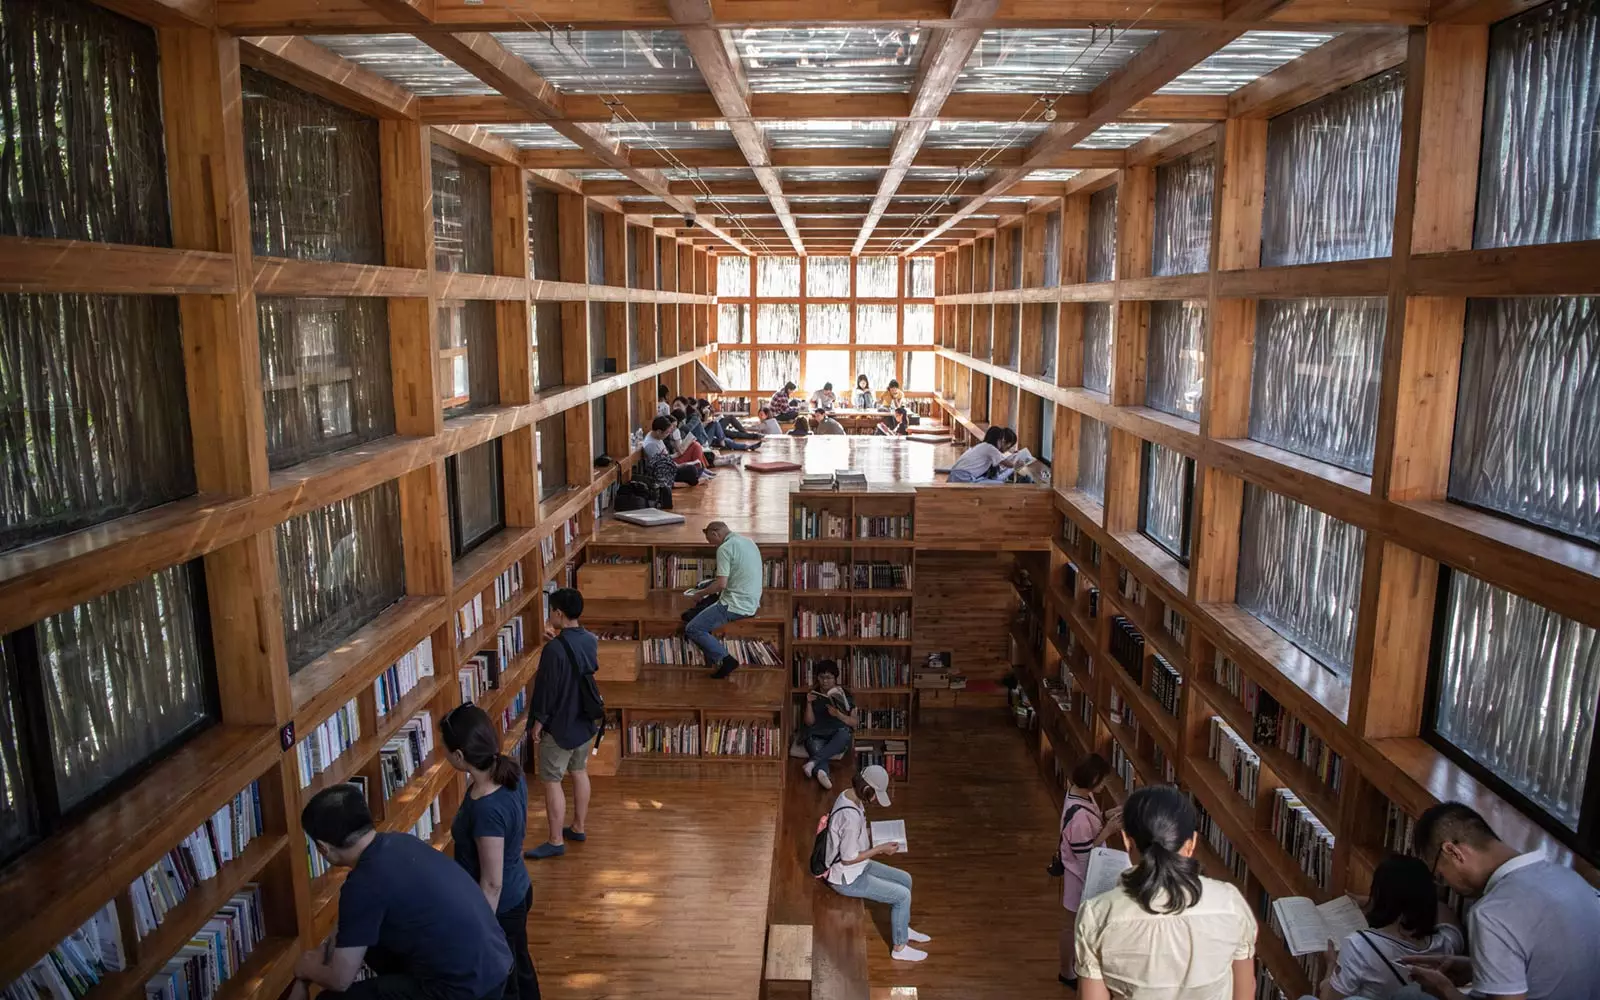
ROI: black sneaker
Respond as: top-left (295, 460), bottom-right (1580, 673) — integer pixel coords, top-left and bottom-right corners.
top-left (1059, 975), bottom-right (1077, 989)
top-left (711, 655), bottom-right (740, 679)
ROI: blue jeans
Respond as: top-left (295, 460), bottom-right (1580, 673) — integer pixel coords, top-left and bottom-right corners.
top-left (703, 419), bottom-right (754, 451)
top-left (831, 860), bottom-right (913, 948)
top-left (685, 601), bottom-right (750, 664)
top-left (805, 727), bottom-right (853, 776)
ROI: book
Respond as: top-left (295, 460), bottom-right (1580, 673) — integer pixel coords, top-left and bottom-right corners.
top-left (1081, 846), bottom-right (1131, 903)
top-left (870, 820), bottom-right (908, 853)
top-left (1270, 895), bottom-right (1368, 956)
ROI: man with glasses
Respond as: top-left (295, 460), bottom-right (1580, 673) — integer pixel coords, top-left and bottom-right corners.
top-left (1401, 802), bottom-right (1600, 1000)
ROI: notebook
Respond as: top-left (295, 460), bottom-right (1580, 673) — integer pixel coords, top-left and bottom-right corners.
top-left (870, 820), bottom-right (908, 853)
top-left (613, 508), bottom-right (687, 527)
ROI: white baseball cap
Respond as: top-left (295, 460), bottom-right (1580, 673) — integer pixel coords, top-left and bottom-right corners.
top-left (859, 764), bottom-right (892, 807)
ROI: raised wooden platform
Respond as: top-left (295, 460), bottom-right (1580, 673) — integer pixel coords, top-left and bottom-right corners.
top-left (601, 669), bottom-right (788, 711)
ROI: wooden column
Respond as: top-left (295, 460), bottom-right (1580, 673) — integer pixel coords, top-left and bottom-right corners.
top-left (1057, 194), bottom-right (1090, 386)
top-left (1112, 165), bottom-right (1154, 408)
top-left (955, 244), bottom-right (972, 355)
top-left (602, 210), bottom-right (628, 373)
top-left (973, 237), bottom-right (994, 361)
top-left (557, 193), bottom-right (592, 387)
top-left (994, 225), bottom-right (1019, 369)
top-left (632, 223), bottom-right (660, 428)
top-left (659, 235), bottom-right (679, 361)
top-left (1019, 209), bottom-right (1048, 376)
top-left (491, 165), bottom-right (538, 527)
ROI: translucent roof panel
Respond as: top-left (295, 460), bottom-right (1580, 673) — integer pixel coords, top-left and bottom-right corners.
top-left (734, 28), bottom-right (924, 92)
top-left (955, 28), bottom-right (1160, 93)
top-left (778, 167), bottom-right (885, 182)
top-left (1025, 169), bottom-right (1081, 182)
top-left (904, 167), bottom-right (991, 182)
top-left (666, 167), bottom-right (758, 182)
top-left (787, 195), bottom-right (873, 203)
top-left (1075, 122), bottom-right (1171, 149)
top-left (922, 120), bottom-right (1049, 149)
top-left (492, 30), bottom-right (705, 93)
top-left (1159, 32), bottom-right (1335, 94)
top-left (765, 120), bottom-right (898, 149)
top-left (307, 35), bottom-right (494, 95)
top-left (568, 169), bottom-right (630, 180)
top-left (604, 121), bottom-right (738, 149)
top-left (481, 124), bottom-right (581, 149)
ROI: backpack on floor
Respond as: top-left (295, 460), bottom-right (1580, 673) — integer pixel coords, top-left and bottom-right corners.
top-left (808, 801), bottom-right (863, 878)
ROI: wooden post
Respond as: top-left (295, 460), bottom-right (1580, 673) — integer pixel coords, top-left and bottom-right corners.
top-left (603, 210), bottom-right (628, 373)
top-left (491, 165), bottom-right (538, 527)
top-left (1020, 209), bottom-right (1047, 377)
top-left (557, 194), bottom-right (592, 387)
top-left (1112, 166), bottom-right (1154, 407)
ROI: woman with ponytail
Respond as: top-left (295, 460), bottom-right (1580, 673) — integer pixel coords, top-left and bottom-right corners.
top-left (441, 704), bottom-right (540, 1000)
top-left (1075, 785), bottom-right (1256, 1000)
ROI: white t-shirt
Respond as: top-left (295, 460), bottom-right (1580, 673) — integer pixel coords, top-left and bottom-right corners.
top-left (812, 389), bottom-right (836, 409)
top-left (948, 442), bottom-right (1008, 480)
top-left (756, 417), bottom-right (783, 435)
top-left (1329, 925), bottom-right (1465, 1000)
top-left (656, 401), bottom-right (670, 418)
top-left (824, 793), bottom-right (870, 886)
top-left (641, 435), bottom-right (669, 459)
top-left (1075, 876), bottom-right (1256, 1000)
top-left (1468, 853), bottom-right (1600, 1000)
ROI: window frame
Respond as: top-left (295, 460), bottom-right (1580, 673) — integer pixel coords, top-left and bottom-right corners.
top-left (446, 439), bottom-right (507, 561)
top-left (1421, 563), bottom-right (1600, 863)
top-left (1137, 441), bottom-right (1195, 565)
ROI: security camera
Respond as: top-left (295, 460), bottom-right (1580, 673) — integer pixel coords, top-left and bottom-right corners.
top-left (683, 214), bottom-right (695, 227)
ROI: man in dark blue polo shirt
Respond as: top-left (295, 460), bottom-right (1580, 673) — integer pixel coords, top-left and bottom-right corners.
top-left (524, 587), bottom-right (600, 861)
top-left (291, 784), bottom-right (511, 1000)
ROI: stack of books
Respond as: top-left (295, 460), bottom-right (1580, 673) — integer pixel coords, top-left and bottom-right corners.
top-left (704, 719), bottom-right (779, 756)
top-left (854, 739), bottom-right (908, 779)
top-left (142, 886), bottom-right (265, 1000)
top-left (380, 712), bottom-right (435, 800)
top-left (1271, 788), bottom-right (1335, 890)
top-left (375, 638), bottom-right (435, 718)
top-left (1208, 717), bottom-right (1261, 805)
top-left (127, 782), bottom-right (264, 939)
top-left (853, 609), bottom-right (911, 639)
top-left (455, 593), bottom-right (485, 644)
top-left (793, 607), bottom-right (848, 639)
top-left (5, 903), bottom-right (124, 1000)
top-left (641, 637), bottom-right (780, 666)
top-left (1111, 739), bottom-right (1138, 792)
top-left (861, 706), bottom-right (908, 733)
top-left (852, 561), bottom-right (910, 590)
top-left (1254, 689), bottom-right (1344, 796)
top-left (1109, 616), bottom-right (1145, 682)
top-left (793, 506), bottom-right (850, 539)
top-left (1151, 655), bottom-right (1183, 717)
top-left (627, 719), bottom-right (700, 755)
top-left (491, 562), bottom-right (523, 608)
top-left (1117, 567), bottom-right (1146, 606)
top-left (792, 560), bottom-right (846, 590)
top-left (1195, 800), bottom-right (1250, 882)
top-left (1162, 605), bottom-right (1189, 645)
top-left (409, 796), bottom-right (443, 842)
top-left (856, 513), bottom-right (912, 539)
top-left (297, 699), bottom-right (360, 787)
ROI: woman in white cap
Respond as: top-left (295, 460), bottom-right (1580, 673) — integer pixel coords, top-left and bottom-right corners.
top-left (821, 764), bottom-right (931, 962)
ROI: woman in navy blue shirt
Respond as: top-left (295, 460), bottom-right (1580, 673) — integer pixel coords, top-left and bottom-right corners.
top-left (441, 704), bottom-right (539, 1000)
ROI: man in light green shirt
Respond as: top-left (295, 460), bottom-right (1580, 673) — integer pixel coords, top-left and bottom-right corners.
top-left (686, 521), bottom-right (764, 678)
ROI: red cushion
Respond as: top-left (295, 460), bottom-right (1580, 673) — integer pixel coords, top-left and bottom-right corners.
top-left (745, 460), bottom-right (803, 473)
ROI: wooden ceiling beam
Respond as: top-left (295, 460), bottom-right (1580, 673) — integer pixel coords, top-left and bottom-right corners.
top-left (413, 92), bottom-right (1227, 125)
top-left (521, 147), bottom-right (1125, 170)
top-left (240, 35), bottom-right (418, 120)
top-left (91, 0), bottom-right (213, 27)
top-left (668, 0), bottom-right (805, 254)
top-left (855, 0), bottom-right (996, 255)
top-left (623, 200), bottom-right (1012, 217)
top-left (216, 0), bottom-right (1426, 33)
top-left (1227, 29), bottom-right (1409, 118)
top-left (583, 180), bottom-right (1066, 198)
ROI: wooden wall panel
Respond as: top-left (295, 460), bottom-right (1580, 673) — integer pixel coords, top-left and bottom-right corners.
top-left (913, 550), bottom-right (1019, 684)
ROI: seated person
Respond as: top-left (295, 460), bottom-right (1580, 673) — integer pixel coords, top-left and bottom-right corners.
top-left (711, 400), bottom-right (763, 440)
top-left (852, 374), bottom-right (874, 409)
top-left (753, 406), bottom-right (784, 435)
top-left (1317, 855), bottom-right (1464, 1000)
top-left (666, 410), bottom-right (716, 472)
top-left (643, 415), bottom-right (702, 486)
top-left (875, 407), bottom-right (911, 436)
top-left (697, 400), bottom-right (758, 450)
top-left (789, 414), bottom-right (812, 436)
top-left (791, 659), bottom-right (858, 789)
top-left (811, 382), bottom-right (838, 411)
top-left (877, 379), bottom-right (906, 411)
top-left (769, 381), bottom-right (799, 419)
top-left (814, 411), bottom-right (847, 435)
top-left (291, 784), bottom-right (512, 1000)
top-left (655, 385), bottom-right (671, 418)
top-left (948, 426), bottom-right (1031, 485)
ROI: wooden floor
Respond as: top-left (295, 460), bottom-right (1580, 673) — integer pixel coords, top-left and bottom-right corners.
top-left (522, 771), bottom-right (781, 1000)
top-left (595, 436), bottom-right (966, 546)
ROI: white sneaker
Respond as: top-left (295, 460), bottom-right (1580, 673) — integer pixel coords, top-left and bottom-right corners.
top-left (892, 946), bottom-right (927, 962)
top-left (802, 761), bottom-right (816, 778)
top-left (816, 770), bottom-right (832, 790)
top-left (907, 928), bottom-right (931, 943)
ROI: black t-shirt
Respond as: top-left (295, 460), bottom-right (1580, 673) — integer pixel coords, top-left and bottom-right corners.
top-left (337, 833), bottom-right (512, 1000)
top-left (451, 778), bottom-right (532, 914)
top-left (808, 688), bottom-right (856, 736)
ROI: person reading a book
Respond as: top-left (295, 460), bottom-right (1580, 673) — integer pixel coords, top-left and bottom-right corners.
top-left (947, 426), bottom-right (1033, 485)
top-left (525, 588), bottom-right (600, 861)
top-left (1313, 855), bottom-right (1461, 1000)
top-left (685, 522), bottom-right (764, 679)
top-left (791, 660), bottom-right (859, 790)
top-left (1400, 802), bottom-right (1600, 1000)
top-left (666, 410), bottom-right (717, 474)
top-left (440, 705), bottom-right (539, 1000)
top-left (642, 417), bottom-right (705, 487)
top-left (875, 407), bottom-right (911, 437)
top-left (753, 406), bottom-right (784, 436)
top-left (293, 784), bottom-right (512, 1000)
top-left (695, 400), bottom-right (759, 451)
top-left (823, 764), bottom-right (931, 963)
top-left (1055, 754), bottom-right (1123, 989)
top-left (1075, 785), bottom-right (1257, 1000)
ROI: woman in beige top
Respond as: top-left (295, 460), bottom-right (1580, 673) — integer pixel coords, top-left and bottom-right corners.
top-left (1076, 785), bottom-right (1257, 1000)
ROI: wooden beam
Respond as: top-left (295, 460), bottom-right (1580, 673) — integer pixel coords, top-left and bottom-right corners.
top-left (0, 237), bottom-right (236, 294)
top-left (239, 35), bottom-right (417, 119)
top-left (854, 0), bottom-right (995, 253)
top-left (91, 0), bottom-right (212, 27)
top-left (1228, 30), bottom-right (1409, 119)
top-left (519, 146), bottom-right (1125, 170)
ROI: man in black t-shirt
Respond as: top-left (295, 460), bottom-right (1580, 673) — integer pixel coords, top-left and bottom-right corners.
top-left (791, 659), bottom-right (859, 790)
top-left (291, 785), bottom-right (511, 1000)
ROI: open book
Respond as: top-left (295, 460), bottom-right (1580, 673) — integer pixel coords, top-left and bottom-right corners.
top-left (870, 820), bottom-right (908, 853)
top-left (1081, 846), bottom-right (1132, 902)
top-left (1271, 895), bottom-right (1369, 956)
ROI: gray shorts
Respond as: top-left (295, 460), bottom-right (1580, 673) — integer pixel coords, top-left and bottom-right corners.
top-left (538, 735), bottom-right (595, 782)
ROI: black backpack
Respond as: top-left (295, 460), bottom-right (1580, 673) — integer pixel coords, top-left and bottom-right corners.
top-left (556, 632), bottom-right (607, 747)
top-left (615, 481), bottom-right (653, 512)
top-left (808, 801), bottom-right (862, 878)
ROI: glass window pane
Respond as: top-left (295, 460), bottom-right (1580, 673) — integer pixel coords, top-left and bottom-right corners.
top-left (718, 303), bottom-right (750, 343)
top-left (1152, 147), bottom-right (1214, 276)
top-left (259, 297), bottom-right (396, 470)
top-left (904, 305), bottom-right (934, 345)
top-left (2, 294), bottom-right (196, 553)
top-left (1146, 300), bottom-right (1206, 421)
top-left (857, 350), bottom-right (897, 392)
top-left (718, 255), bottom-right (751, 296)
top-left (276, 481), bottom-right (406, 672)
top-left (805, 350), bottom-right (851, 396)
top-left (1078, 414), bottom-right (1107, 504)
top-left (0, 644), bottom-right (34, 860)
top-left (431, 145), bottom-right (493, 274)
top-left (0, 0), bottom-right (171, 248)
top-left (438, 301), bottom-right (498, 414)
top-left (1433, 571), bottom-right (1598, 830)
top-left (1450, 296), bottom-right (1600, 545)
top-left (856, 257), bottom-right (897, 297)
top-left (757, 350), bottom-right (800, 390)
top-left (449, 438), bottom-right (504, 560)
top-left (758, 303), bottom-right (800, 343)
top-left (1475, 1), bottom-right (1600, 249)
top-left (856, 304), bottom-right (897, 344)
top-left (758, 257), bottom-right (801, 296)
top-left (1141, 442), bottom-right (1193, 560)
top-left (1083, 303), bottom-right (1114, 394)
top-left (806, 303), bottom-right (850, 344)
top-left (908, 258), bottom-right (935, 298)
top-left (1237, 484), bottom-right (1365, 674)
top-left (1262, 68), bottom-right (1404, 266)
top-left (807, 257), bottom-right (851, 297)
top-left (1249, 297), bottom-right (1385, 474)
top-left (719, 349), bottom-right (751, 393)
top-left (1087, 186), bottom-right (1118, 283)
top-left (1041, 402), bottom-right (1056, 464)
top-left (38, 565), bottom-right (213, 809)
top-left (243, 67), bottom-right (382, 264)
top-left (537, 415), bottom-right (568, 499)
top-left (906, 351), bottom-right (935, 393)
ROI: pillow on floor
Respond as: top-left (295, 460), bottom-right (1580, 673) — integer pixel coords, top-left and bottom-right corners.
top-left (746, 460), bottom-right (803, 473)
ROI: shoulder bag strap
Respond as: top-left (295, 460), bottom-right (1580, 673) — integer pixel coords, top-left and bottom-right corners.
top-left (555, 630), bottom-right (585, 677)
top-left (1358, 931), bottom-right (1409, 986)
top-left (829, 802), bottom-right (864, 867)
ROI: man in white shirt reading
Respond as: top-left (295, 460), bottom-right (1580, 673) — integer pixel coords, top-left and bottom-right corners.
top-left (1403, 801), bottom-right (1600, 1000)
